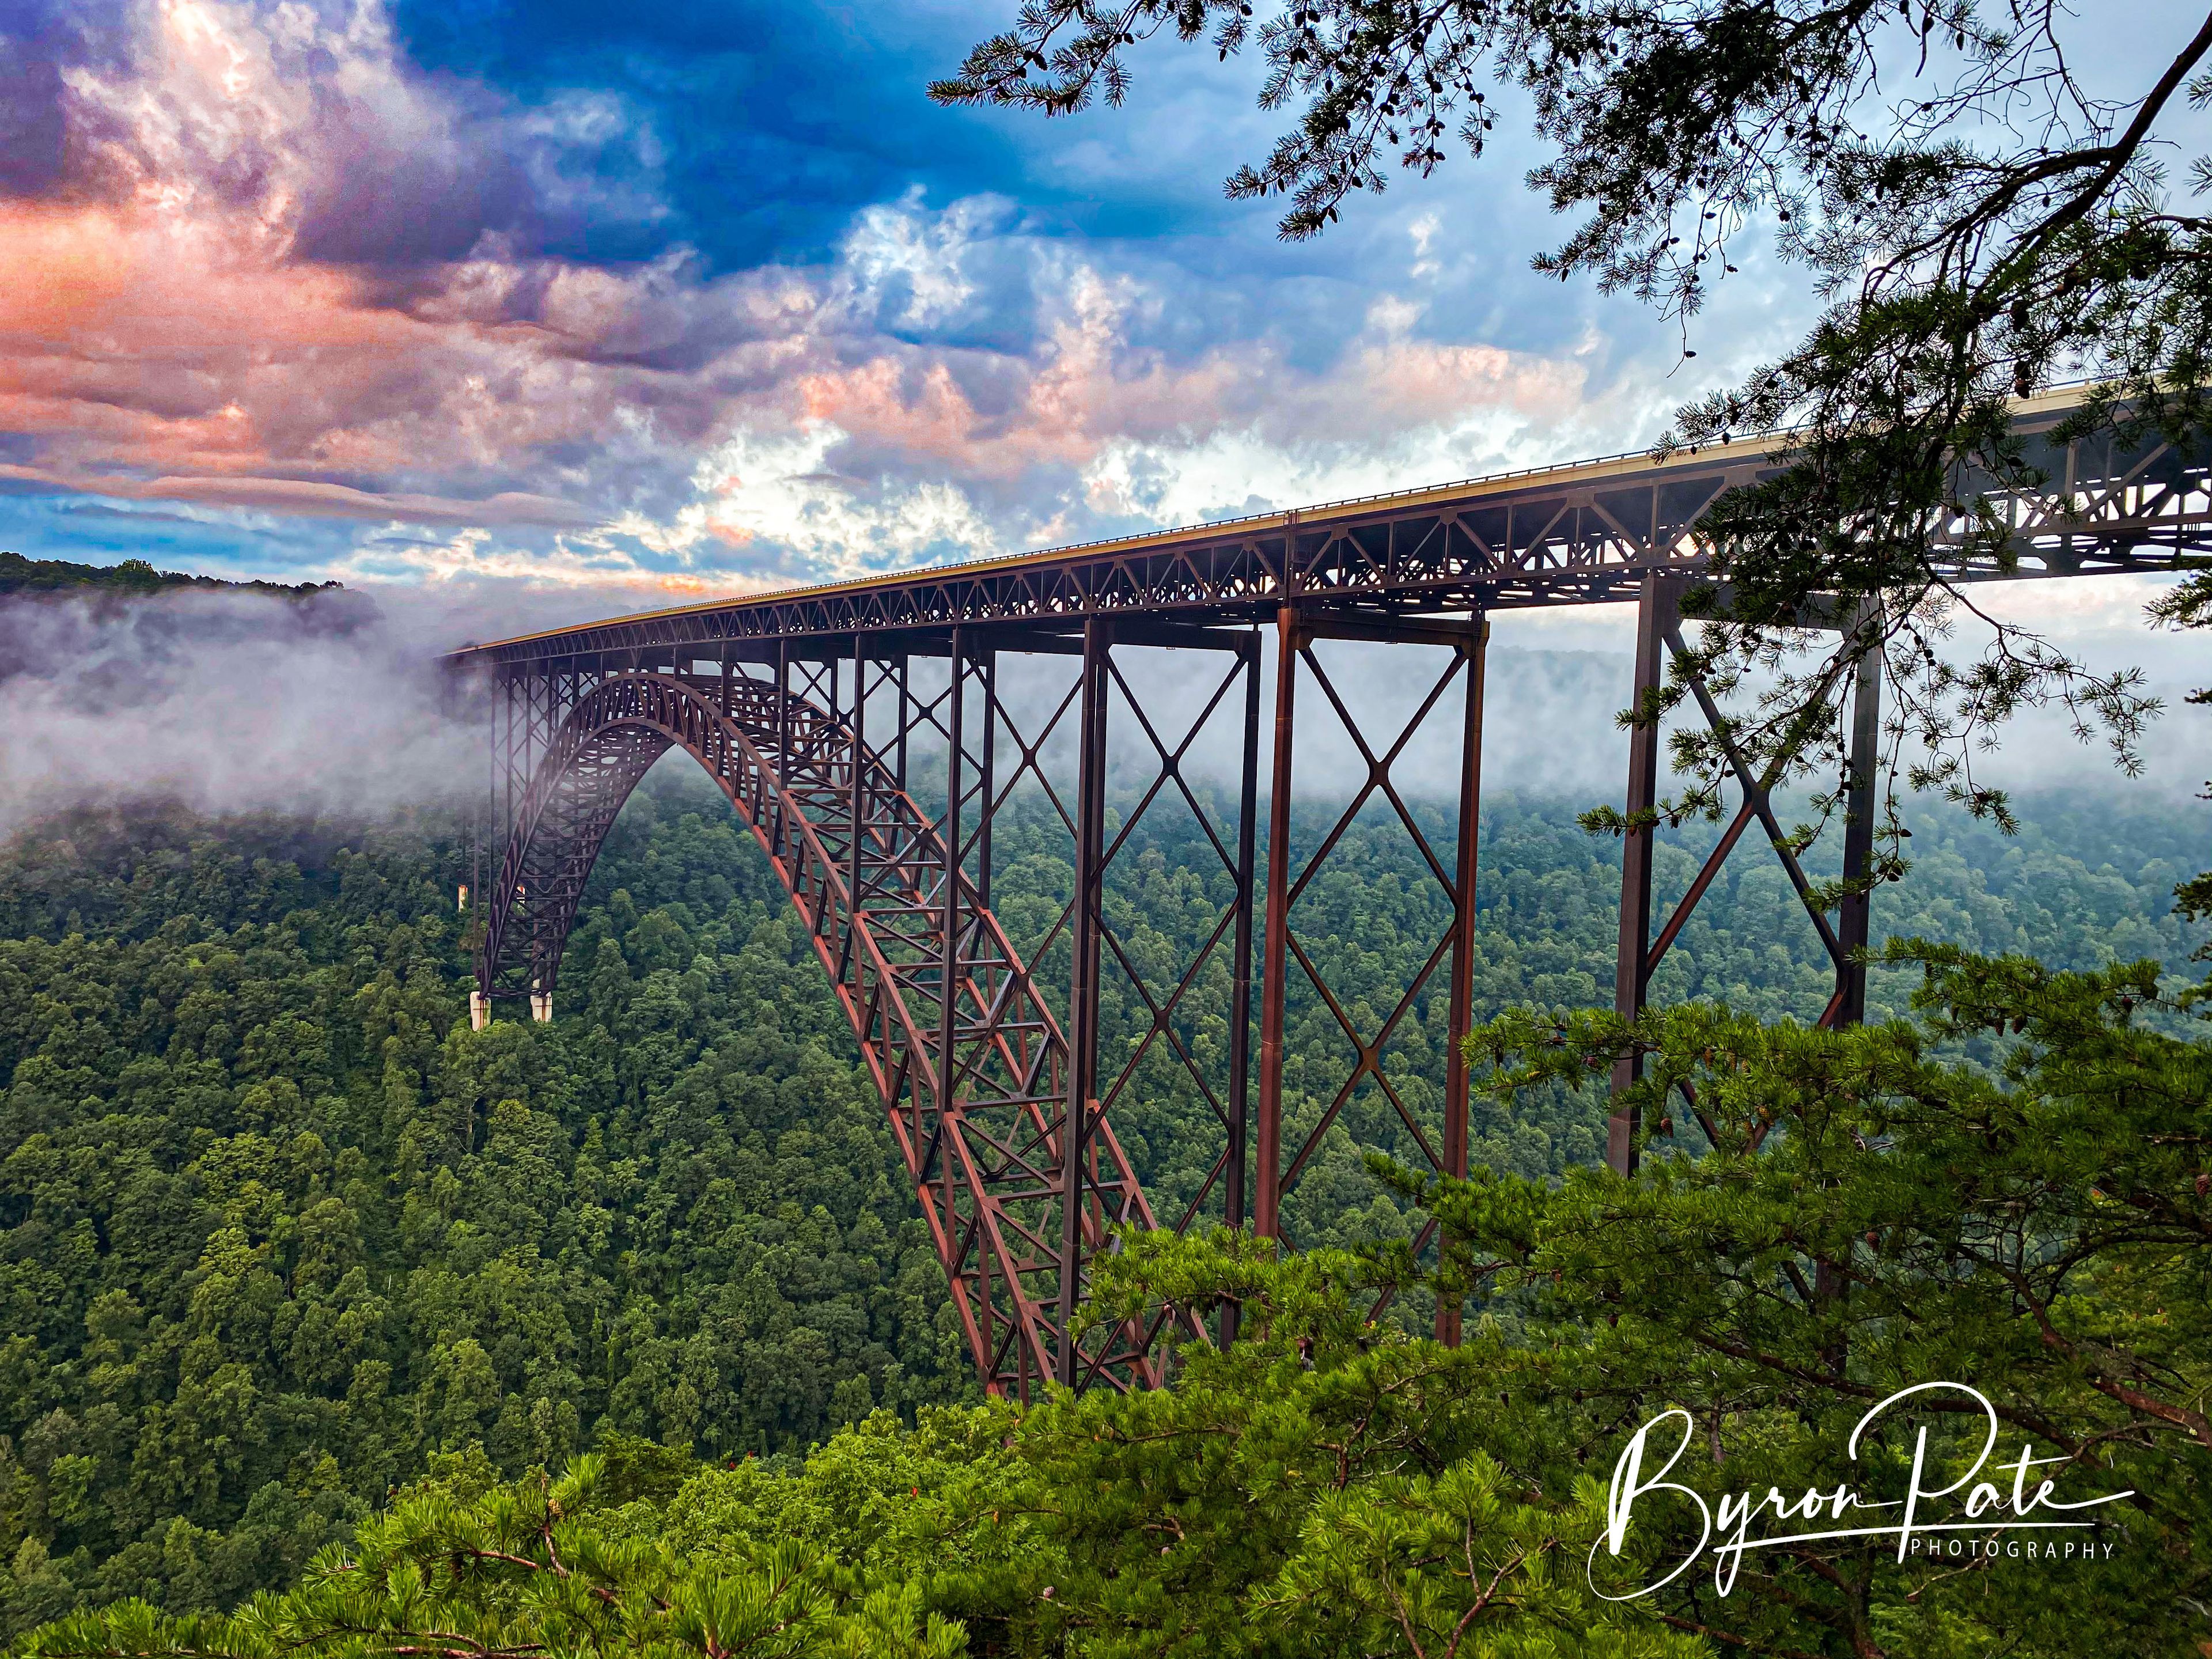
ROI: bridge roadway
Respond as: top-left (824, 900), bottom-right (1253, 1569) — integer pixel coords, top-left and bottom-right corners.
top-left (448, 389), bottom-right (2204, 1397)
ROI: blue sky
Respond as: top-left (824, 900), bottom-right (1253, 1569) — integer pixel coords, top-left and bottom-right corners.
top-left (0, 0), bottom-right (2192, 633)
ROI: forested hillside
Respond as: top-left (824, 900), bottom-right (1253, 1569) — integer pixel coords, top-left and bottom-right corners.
top-left (0, 555), bottom-right (339, 602)
top-left (0, 764), bottom-right (2200, 1635)
top-left (0, 788), bottom-right (974, 1635)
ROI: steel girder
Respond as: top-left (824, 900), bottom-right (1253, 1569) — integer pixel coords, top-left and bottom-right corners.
top-left (450, 391), bottom-right (2206, 1392)
top-left (448, 396), bottom-right (2199, 675)
top-left (478, 669), bottom-right (1167, 1395)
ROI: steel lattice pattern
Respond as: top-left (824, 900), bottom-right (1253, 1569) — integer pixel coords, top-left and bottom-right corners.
top-left (479, 668), bottom-right (1168, 1395)
top-left (453, 393), bottom-right (2211, 1395)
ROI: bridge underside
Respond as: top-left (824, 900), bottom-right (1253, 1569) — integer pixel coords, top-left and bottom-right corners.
top-left (460, 403), bottom-right (2207, 1395)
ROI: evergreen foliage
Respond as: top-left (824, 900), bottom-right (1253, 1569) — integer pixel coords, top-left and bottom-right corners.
top-left (0, 766), bottom-right (2200, 1652)
top-left (0, 791), bottom-right (972, 1637)
top-left (26, 929), bottom-right (2212, 1659)
top-left (1415, 941), bottom-right (2212, 1653)
top-left (0, 554), bottom-right (338, 603)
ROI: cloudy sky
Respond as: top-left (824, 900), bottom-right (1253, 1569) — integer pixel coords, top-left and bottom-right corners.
top-left (0, 0), bottom-right (2204, 830)
top-left (0, 0), bottom-right (2200, 635)
top-left (0, 0), bottom-right (1821, 600)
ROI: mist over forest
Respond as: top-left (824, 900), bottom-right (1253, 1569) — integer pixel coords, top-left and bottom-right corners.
top-left (0, 564), bottom-right (2198, 1605)
top-left (6, 0), bottom-right (2212, 1641)
top-left (3, 574), bottom-right (2203, 841)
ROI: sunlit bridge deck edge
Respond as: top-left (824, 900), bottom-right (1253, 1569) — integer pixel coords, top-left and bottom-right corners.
top-left (446, 386), bottom-right (2199, 666)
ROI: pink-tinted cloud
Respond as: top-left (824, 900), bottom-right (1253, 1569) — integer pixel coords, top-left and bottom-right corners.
top-left (0, 460), bottom-right (594, 526)
top-left (1, 0), bottom-right (1622, 586)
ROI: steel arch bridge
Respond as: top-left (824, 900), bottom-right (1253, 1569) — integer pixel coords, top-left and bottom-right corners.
top-left (447, 390), bottom-right (2205, 1396)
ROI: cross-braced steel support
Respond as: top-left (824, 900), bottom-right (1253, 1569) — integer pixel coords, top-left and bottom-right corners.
top-left (1250, 601), bottom-right (1488, 1343)
top-left (455, 392), bottom-right (2188, 1384)
top-left (1607, 579), bottom-right (1887, 1174)
top-left (940, 623), bottom-right (1260, 1379)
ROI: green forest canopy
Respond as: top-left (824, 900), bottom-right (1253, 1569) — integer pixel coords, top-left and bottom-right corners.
top-left (0, 759), bottom-right (2201, 1647)
top-left (0, 554), bottom-right (340, 602)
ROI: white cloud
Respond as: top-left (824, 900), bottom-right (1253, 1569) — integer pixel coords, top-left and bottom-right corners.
top-left (838, 188), bottom-right (1012, 330)
top-left (1408, 211), bottom-right (1441, 280)
top-left (596, 419), bottom-right (1007, 578)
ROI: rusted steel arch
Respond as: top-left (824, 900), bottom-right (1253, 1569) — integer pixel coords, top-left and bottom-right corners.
top-left (476, 669), bottom-right (1169, 1395)
top-left (447, 393), bottom-right (2204, 1387)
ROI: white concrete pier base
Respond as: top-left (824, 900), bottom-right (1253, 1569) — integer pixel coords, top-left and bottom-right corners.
top-left (468, 990), bottom-right (488, 1032)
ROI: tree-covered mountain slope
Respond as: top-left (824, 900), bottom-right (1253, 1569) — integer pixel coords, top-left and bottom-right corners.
top-left (0, 787), bottom-right (974, 1634)
top-left (0, 766), bottom-right (2199, 1634)
top-left (0, 554), bottom-right (339, 602)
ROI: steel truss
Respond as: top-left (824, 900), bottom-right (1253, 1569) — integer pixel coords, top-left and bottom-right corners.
top-left (457, 393), bottom-right (2209, 1393)
top-left (1605, 575), bottom-right (1884, 1171)
top-left (453, 396), bottom-right (2193, 672)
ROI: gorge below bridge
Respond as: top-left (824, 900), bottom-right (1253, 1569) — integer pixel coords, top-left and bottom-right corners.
top-left (445, 391), bottom-right (2202, 1397)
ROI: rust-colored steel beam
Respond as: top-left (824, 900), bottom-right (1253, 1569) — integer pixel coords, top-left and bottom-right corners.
top-left (1437, 620), bottom-right (1487, 1346)
top-left (1609, 576), bottom-right (1672, 1175)
top-left (975, 647), bottom-right (996, 910)
top-left (446, 393), bottom-right (2189, 675)
top-left (1254, 605), bottom-right (1298, 1241)
top-left (1834, 604), bottom-right (1884, 1028)
top-left (1226, 635), bottom-right (1261, 1239)
top-left (1059, 618), bottom-right (1109, 1385)
top-left (478, 669), bottom-right (1164, 1395)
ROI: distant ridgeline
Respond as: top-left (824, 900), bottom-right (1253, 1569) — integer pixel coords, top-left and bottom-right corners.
top-left (0, 555), bottom-right (375, 685)
top-left (0, 551), bottom-right (343, 601)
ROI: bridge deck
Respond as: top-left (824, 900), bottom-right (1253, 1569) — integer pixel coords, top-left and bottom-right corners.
top-left (449, 387), bottom-right (2196, 669)
top-left (457, 384), bottom-right (2205, 1393)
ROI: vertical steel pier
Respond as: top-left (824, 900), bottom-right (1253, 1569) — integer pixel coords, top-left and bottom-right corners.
top-left (453, 395), bottom-right (2194, 1387)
